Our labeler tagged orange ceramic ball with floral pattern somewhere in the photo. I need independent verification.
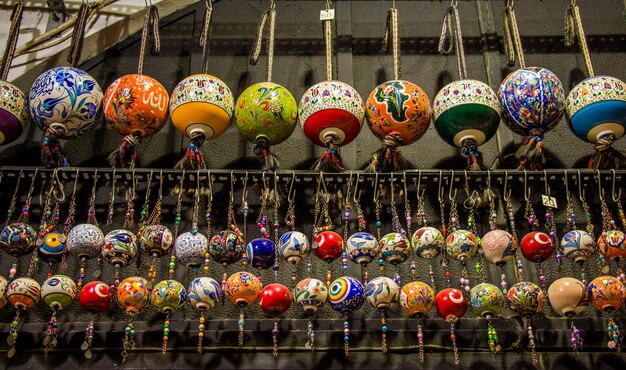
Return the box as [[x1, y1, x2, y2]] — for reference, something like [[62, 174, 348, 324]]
[[103, 74, 169, 137]]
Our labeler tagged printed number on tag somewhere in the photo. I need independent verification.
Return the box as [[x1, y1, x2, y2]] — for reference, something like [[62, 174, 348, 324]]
[[541, 195, 557, 208], [320, 9, 335, 21]]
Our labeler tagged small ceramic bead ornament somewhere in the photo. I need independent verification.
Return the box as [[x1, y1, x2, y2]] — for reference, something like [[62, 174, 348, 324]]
[[278, 231, 310, 285], [151, 279, 187, 354], [435, 287, 468, 366], [587, 276, 624, 351], [507, 281, 544, 363], [79, 281, 112, 358], [469, 283, 505, 355], [40, 275, 77, 353], [209, 230, 244, 267], [314, 230, 343, 286], [225, 271, 261, 347], [102, 229, 138, 286], [0, 222, 37, 257], [400, 281, 434, 363], [176, 231, 209, 271], [6, 277, 41, 358], [117, 276, 151, 362], [346, 232, 379, 282], [329, 276, 365, 357], [548, 277, 587, 354], [294, 277, 328, 351], [259, 283, 292, 357], [246, 238, 277, 270], [188, 275, 221, 353], [366, 277, 399, 352]]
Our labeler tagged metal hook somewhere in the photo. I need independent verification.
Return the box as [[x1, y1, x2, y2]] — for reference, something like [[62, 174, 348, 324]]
[[287, 171, 297, 203], [503, 170, 511, 202], [230, 170, 236, 204], [51, 168, 66, 202], [91, 169, 99, 200], [438, 171, 445, 203], [403, 172, 409, 203], [373, 173, 380, 202], [576, 170, 585, 202], [241, 171, 249, 203], [597, 169, 604, 201], [177, 170, 186, 201], [273, 171, 281, 206], [523, 170, 531, 201], [543, 170, 550, 196], [315, 172, 324, 204], [563, 170, 571, 203], [110, 169, 117, 205], [612, 169, 622, 202], [390, 172, 396, 204], [206, 170, 213, 203], [448, 171, 457, 201], [70, 169, 80, 200], [463, 170, 471, 199], [345, 172, 354, 203], [158, 170, 164, 200], [353, 172, 362, 203], [486, 170, 493, 203], [129, 169, 138, 201]]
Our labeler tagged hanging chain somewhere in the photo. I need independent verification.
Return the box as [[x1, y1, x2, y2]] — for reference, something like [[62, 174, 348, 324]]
[[524, 189, 539, 231], [323, 0, 334, 80], [199, 0, 213, 74], [4, 171, 23, 227]]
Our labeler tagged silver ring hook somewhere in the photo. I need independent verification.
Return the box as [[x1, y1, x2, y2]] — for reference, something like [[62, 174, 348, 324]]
[[543, 170, 550, 196], [287, 171, 296, 203], [241, 171, 249, 203], [612, 169, 622, 202], [353, 172, 362, 203], [523, 170, 531, 202], [503, 170, 511, 202], [448, 171, 457, 201], [597, 169, 604, 201]]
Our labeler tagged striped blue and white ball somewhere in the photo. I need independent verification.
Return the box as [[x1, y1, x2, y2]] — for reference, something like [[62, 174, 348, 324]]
[[188, 277, 222, 310], [346, 232, 379, 265]]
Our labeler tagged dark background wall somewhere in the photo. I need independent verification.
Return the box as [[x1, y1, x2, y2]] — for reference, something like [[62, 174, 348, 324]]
[[0, 0, 626, 369]]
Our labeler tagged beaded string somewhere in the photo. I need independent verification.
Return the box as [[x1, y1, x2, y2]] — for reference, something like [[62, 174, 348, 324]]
[[341, 175, 353, 277], [438, 176, 451, 288], [35, 178, 58, 278], [61, 170, 80, 276], [569, 317, 582, 358], [543, 174, 561, 271], [284, 175, 298, 286], [239, 174, 249, 265], [4, 170, 23, 229], [105, 172, 122, 291], [197, 172, 213, 353], [272, 174, 281, 282], [121, 316, 136, 363], [373, 178, 385, 275], [79, 172, 101, 289], [146, 173, 165, 284], [525, 186, 548, 289], [503, 175, 524, 283], [487, 315, 501, 357], [353, 177, 369, 283], [606, 316, 622, 352], [389, 177, 403, 285], [169, 173, 186, 280], [527, 319, 538, 364], [21, 171, 40, 280], [449, 318, 460, 366], [138, 171, 154, 231]]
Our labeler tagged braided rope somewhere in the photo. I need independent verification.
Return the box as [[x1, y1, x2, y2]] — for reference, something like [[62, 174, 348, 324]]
[[138, 5, 161, 74], [0, 1, 24, 81], [565, 2, 594, 77], [439, 4, 466, 80], [67, 2, 91, 67], [503, 6, 526, 68]]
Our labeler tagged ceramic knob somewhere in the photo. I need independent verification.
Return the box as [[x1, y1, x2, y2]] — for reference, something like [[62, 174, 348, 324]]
[[0, 222, 37, 257], [259, 283, 292, 316], [520, 231, 554, 262], [412, 227, 444, 260], [41, 274, 77, 310], [379, 232, 410, 265], [481, 229, 515, 266], [597, 230, 626, 260], [278, 231, 310, 264], [548, 277, 588, 317], [176, 232, 208, 268], [294, 278, 328, 314], [79, 281, 112, 313], [151, 279, 187, 314], [225, 271, 261, 307], [328, 276, 365, 315], [469, 283, 505, 318], [208, 230, 243, 266], [117, 276, 150, 315], [587, 276, 624, 313], [37, 232, 66, 263], [139, 224, 173, 257], [66, 223, 104, 260], [313, 231, 343, 262], [188, 277, 221, 311], [0, 80, 29, 145], [365, 276, 399, 310], [561, 230, 595, 264], [445, 229, 479, 264], [507, 281, 545, 317], [0, 275, 8, 310], [346, 232, 379, 265], [399, 281, 434, 317], [435, 288, 468, 321], [7, 277, 41, 309], [246, 238, 276, 270], [102, 229, 138, 267]]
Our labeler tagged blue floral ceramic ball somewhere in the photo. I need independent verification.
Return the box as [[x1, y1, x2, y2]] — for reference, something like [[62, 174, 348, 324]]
[[499, 67, 565, 136], [28, 67, 103, 138]]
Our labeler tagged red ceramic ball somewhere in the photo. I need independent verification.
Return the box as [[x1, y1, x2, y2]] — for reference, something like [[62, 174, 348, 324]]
[[79, 281, 112, 313], [435, 288, 468, 321], [259, 283, 292, 316], [314, 231, 343, 262], [521, 231, 554, 263]]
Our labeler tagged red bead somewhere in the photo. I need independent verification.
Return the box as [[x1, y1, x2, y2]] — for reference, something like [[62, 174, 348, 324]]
[[259, 283, 292, 316], [79, 281, 112, 313], [435, 288, 468, 321], [314, 231, 343, 262], [520, 231, 554, 262]]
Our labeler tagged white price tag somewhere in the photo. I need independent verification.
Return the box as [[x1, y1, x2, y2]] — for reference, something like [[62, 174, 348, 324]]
[[320, 9, 335, 21], [541, 195, 558, 208]]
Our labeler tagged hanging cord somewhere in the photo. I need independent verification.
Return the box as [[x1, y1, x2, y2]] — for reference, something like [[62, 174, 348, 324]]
[[0, 1, 24, 81], [462, 137, 486, 171], [67, 0, 91, 67], [175, 131, 207, 170], [382, 3, 400, 80], [502, 1, 526, 68], [589, 134, 626, 169], [312, 134, 345, 172], [438, 1, 467, 80], [564, 0, 594, 77], [108, 131, 142, 168], [515, 128, 545, 171], [42, 126, 69, 169], [199, 0, 213, 75], [324, 0, 334, 81], [137, 2, 161, 75]]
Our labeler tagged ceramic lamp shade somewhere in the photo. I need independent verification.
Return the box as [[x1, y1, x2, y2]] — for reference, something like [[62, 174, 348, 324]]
[[445, 229, 479, 264], [547, 277, 588, 317], [29, 67, 103, 139], [225, 271, 261, 307], [170, 74, 234, 140], [102, 229, 138, 267], [365, 276, 399, 310], [298, 80, 364, 147], [435, 288, 468, 321], [278, 231, 310, 264], [498, 67, 565, 136], [41, 274, 77, 309], [520, 231, 554, 263], [235, 82, 297, 145], [507, 281, 544, 318], [0, 222, 37, 257], [565, 76, 626, 143], [117, 276, 150, 315], [188, 277, 221, 311], [0, 275, 8, 309], [561, 230, 595, 264], [365, 80, 431, 145], [66, 224, 104, 260], [259, 283, 292, 316], [379, 232, 410, 265], [346, 232, 379, 265], [587, 276, 624, 313], [37, 232, 66, 263], [208, 230, 243, 266], [151, 279, 187, 314], [469, 283, 505, 318], [433, 79, 500, 147], [313, 231, 343, 263], [481, 229, 515, 266], [399, 281, 434, 317], [7, 277, 41, 309], [104, 74, 169, 137], [139, 224, 173, 257], [79, 281, 112, 313], [246, 238, 277, 270], [328, 276, 365, 315], [597, 230, 626, 260], [412, 227, 444, 260], [0, 81, 29, 145], [176, 232, 208, 268], [294, 278, 328, 314]]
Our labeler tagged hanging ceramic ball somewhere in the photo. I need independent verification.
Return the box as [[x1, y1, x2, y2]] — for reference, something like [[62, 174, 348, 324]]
[[547, 277, 588, 317], [445, 229, 479, 265], [0, 80, 29, 145], [259, 283, 292, 316], [399, 281, 435, 317], [170, 74, 234, 169], [379, 232, 410, 265], [435, 288, 468, 321], [37, 232, 66, 264], [365, 80, 431, 171], [561, 230, 595, 264], [597, 230, 626, 261], [412, 227, 444, 260], [225, 271, 261, 307], [299, 80, 365, 171], [139, 224, 173, 258], [0, 275, 8, 309], [294, 278, 328, 314], [29, 67, 103, 166], [7, 277, 41, 309], [346, 232, 379, 265], [587, 276, 624, 313], [66, 224, 104, 260], [0, 222, 37, 257], [117, 276, 151, 315], [313, 230, 343, 263], [498, 67, 565, 169], [328, 276, 365, 315], [235, 82, 298, 170], [433, 80, 501, 170], [41, 275, 77, 310], [481, 229, 515, 266], [565, 76, 626, 169], [208, 230, 243, 267], [246, 238, 277, 270], [366, 277, 399, 310], [188, 277, 221, 311], [175, 232, 208, 269], [103, 74, 169, 167], [507, 281, 544, 317], [151, 280, 187, 314], [278, 231, 310, 264], [102, 229, 138, 267], [520, 231, 554, 263], [469, 283, 505, 318], [79, 281, 112, 313]]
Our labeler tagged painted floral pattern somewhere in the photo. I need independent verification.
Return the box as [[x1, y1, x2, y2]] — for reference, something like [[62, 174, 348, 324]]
[[188, 277, 221, 310], [225, 271, 261, 306], [433, 79, 500, 121], [151, 279, 187, 313], [587, 276, 623, 311], [139, 224, 173, 256], [365, 277, 399, 309], [346, 232, 379, 265], [412, 226, 444, 260], [507, 281, 544, 317], [170, 74, 234, 116], [445, 229, 478, 262], [175, 232, 208, 268], [561, 230, 595, 263], [399, 281, 434, 317], [566, 75, 626, 118], [102, 229, 138, 267], [117, 276, 150, 314], [66, 223, 104, 259], [328, 276, 364, 314], [7, 277, 41, 309], [41, 274, 77, 309], [469, 283, 505, 317], [0, 222, 37, 257], [298, 80, 364, 130], [0, 80, 29, 144], [278, 231, 310, 264], [294, 278, 328, 312], [379, 232, 410, 265]]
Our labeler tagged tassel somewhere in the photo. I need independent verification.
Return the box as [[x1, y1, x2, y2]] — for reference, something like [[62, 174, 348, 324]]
[[366, 134, 409, 172], [253, 136, 281, 171], [588, 133, 626, 169], [515, 128, 545, 170], [312, 134, 345, 172], [108, 132, 142, 168], [461, 137, 486, 171], [41, 127, 69, 168], [175, 132, 207, 170]]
